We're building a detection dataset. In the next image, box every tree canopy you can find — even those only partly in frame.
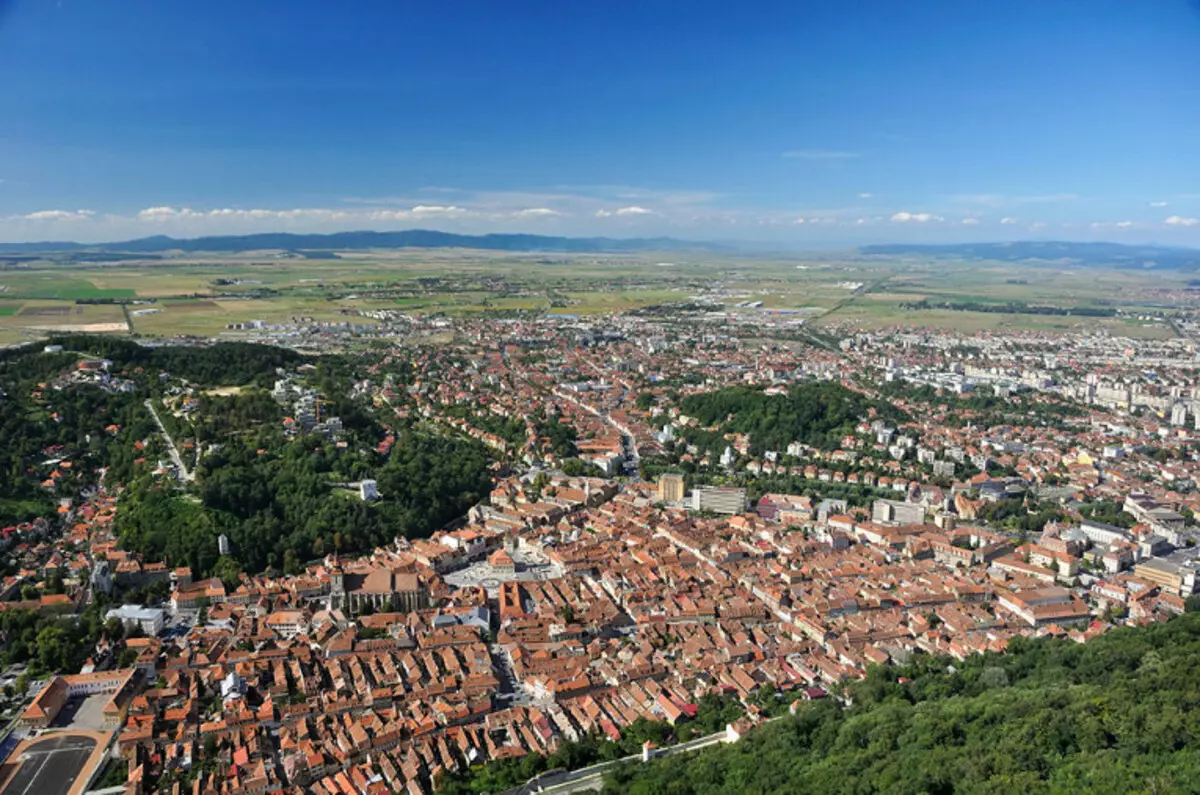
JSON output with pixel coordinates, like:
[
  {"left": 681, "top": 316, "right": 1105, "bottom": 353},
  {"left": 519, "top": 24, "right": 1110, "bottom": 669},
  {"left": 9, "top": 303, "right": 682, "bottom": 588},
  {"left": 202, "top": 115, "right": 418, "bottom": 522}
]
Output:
[
  {"left": 679, "top": 382, "right": 904, "bottom": 455},
  {"left": 603, "top": 611, "right": 1200, "bottom": 795},
  {"left": 116, "top": 428, "right": 493, "bottom": 576}
]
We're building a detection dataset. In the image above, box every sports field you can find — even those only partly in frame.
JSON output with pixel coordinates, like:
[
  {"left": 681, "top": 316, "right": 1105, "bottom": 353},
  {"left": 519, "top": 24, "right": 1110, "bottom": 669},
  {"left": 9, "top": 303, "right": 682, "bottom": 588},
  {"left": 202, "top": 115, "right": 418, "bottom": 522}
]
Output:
[{"left": 0, "top": 734, "right": 98, "bottom": 795}]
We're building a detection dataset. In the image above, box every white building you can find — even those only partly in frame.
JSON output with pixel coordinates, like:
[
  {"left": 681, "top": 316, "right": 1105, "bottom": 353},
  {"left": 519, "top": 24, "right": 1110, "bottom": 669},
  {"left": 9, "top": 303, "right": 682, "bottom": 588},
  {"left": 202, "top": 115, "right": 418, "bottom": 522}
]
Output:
[
  {"left": 106, "top": 605, "right": 166, "bottom": 636},
  {"left": 720, "top": 446, "right": 736, "bottom": 468}
]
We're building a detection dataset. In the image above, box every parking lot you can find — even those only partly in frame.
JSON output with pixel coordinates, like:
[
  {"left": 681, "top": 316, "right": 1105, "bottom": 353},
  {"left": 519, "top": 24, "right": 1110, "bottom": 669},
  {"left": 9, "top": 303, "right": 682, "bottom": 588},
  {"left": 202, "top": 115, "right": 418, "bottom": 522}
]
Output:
[{"left": 49, "top": 694, "right": 110, "bottom": 733}]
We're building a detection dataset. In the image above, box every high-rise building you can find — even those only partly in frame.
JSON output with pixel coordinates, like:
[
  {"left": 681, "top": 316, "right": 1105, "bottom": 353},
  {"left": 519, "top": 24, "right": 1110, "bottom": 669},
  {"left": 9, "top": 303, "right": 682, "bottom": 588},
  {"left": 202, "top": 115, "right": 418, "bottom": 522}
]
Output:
[
  {"left": 691, "top": 486, "right": 747, "bottom": 515},
  {"left": 658, "top": 473, "right": 685, "bottom": 504}
]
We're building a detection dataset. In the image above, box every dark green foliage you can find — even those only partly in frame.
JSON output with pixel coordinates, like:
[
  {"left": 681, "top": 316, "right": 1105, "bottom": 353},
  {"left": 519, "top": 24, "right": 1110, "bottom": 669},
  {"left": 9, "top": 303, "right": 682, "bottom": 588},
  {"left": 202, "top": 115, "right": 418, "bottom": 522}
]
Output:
[
  {"left": 0, "top": 372, "right": 151, "bottom": 525},
  {"left": 976, "top": 497, "right": 1065, "bottom": 534},
  {"left": 442, "top": 403, "right": 527, "bottom": 448},
  {"left": 0, "top": 337, "right": 305, "bottom": 524},
  {"left": 1079, "top": 500, "right": 1138, "bottom": 529},
  {"left": 0, "top": 599, "right": 116, "bottom": 675},
  {"left": 532, "top": 406, "right": 578, "bottom": 458},
  {"left": 900, "top": 298, "right": 1117, "bottom": 317},
  {"left": 602, "top": 613, "right": 1200, "bottom": 795},
  {"left": 0, "top": 338, "right": 492, "bottom": 578},
  {"left": 561, "top": 458, "right": 605, "bottom": 477},
  {"left": 46, "top": 335, "right": 306, "bottom": 386},
  {"left": 680, "top": 382, "right": 903, "bottom": 455},
  {"left": 116, "top": 430, "right": 492, "bottom": 576},
  {"left": 435, "top": 694, "right": 757, "bottom": 794},
  {"left": 189, "top": 389, "right": 281, "bottom": 442},
  {"left": 93, "top": 760, "right": 129, "bottom": 790}
]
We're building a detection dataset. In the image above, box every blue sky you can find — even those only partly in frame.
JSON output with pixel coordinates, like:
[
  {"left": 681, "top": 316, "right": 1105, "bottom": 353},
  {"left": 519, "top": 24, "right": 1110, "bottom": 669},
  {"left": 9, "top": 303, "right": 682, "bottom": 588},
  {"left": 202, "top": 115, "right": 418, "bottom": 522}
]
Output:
[{"left": 1, "top": 0, "right": 1199, "bottom": 245}]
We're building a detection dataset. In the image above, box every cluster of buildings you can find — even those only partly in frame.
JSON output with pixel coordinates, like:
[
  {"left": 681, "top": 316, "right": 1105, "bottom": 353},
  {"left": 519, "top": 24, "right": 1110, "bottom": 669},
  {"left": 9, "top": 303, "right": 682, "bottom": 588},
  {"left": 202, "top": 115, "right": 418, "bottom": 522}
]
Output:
[{"left": 10, "top": 301, "right": 1200, "bottom": 794}]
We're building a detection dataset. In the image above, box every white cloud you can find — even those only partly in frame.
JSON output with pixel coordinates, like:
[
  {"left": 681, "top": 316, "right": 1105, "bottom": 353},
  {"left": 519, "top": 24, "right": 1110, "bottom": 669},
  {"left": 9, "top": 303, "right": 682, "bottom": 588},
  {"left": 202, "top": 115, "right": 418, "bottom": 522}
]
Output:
[
  {"left": 960, "top": 217, "right": 980, "bottom": 226},
  {"left": 1166, "top": 215, "right": 1199, "bottom": 227},
  {"left": 1149, "top": 201, "right": 1169, "bottom": 208},
  {"left": 793, "top": 218, "right": 806, "bottom": 225},
  {"left": 409, "top": 205, "right": 469, "bottom": 216},
  {"left": 782, "top": 149, "right": 861, "bottom": 161},
  {"left": 613, "top": 206, "right": 656, "bottom": 216},
  {"left": 594, "top": 210, "right": 612, "bottom": 218},
  {"left": 999, "top": 217, "right": 1019, "bottom": 225},
  {"left": 890, "top": 211, "right": 943, "bottom": 223},
  {"left": 1115, "top": 221, "right": 1133, "bottom": 229},
  {"left": 858, "top": 193, "right": 874, "bottom": 199},
  {"left": 139, "top": 206, "right": 194, "bottom": 220},
  {"left": 138, "top": 206, "right": 355, "bottom": 223},
  {"left": 1029, "top": 221, "right": 1048, "bottom": 230},
  {"left": 21, "top": 209, "right": 95, "bottom": 221},
  {"left": 511, "top": 208, "right": 561, "bottom": 218}
]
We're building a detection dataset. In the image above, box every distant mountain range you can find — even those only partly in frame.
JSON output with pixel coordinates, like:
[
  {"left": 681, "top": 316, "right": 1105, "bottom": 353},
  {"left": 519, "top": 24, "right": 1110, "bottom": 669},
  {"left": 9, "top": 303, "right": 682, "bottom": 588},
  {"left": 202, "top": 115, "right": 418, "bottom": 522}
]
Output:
[
  {"left": 0, "top": 229, "right": 725, "bottom": 255},
  {"left": 2, "top": 233, "right": 1195, "bottom": 268},
  {"left": 860, "top": 241, "right": 1200, "bottom": 270}
]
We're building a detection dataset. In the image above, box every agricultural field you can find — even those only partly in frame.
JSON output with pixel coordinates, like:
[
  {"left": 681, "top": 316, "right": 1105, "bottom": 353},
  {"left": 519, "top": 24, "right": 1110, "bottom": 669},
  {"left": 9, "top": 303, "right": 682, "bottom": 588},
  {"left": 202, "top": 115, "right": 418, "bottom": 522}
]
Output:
[
  {"left": 817, "top": 292, "right": 1176, "bottom": 339},
  {"left": 0, "top": 300, "right": 129, "bottom": 344},
  {"left": 0, "top": 249, "right": 1192, "bottom": 345}
]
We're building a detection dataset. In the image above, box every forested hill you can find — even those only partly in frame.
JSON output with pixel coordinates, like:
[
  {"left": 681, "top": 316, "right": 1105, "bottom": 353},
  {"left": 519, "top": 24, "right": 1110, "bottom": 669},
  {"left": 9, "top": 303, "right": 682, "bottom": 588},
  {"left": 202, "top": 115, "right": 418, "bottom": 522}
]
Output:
[
  {"left": 603, "top": 608, "right": 1200, "bottom": 795},
  {"left": 678, "top": 382, "right": 905, "bottom": 456},
  {"left": 0, "top": 336, "right": 495, "bottom": 578},
  {"left": 0, "top": 229, "right": 722, "bottom": 254},
  {"left": 43, "top": 335, "right": 307, "bottom": 386}
]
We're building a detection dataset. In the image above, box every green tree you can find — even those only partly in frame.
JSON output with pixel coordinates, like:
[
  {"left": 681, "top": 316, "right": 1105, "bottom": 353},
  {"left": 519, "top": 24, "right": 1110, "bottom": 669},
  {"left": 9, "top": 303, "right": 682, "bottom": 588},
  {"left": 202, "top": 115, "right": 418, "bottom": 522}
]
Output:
[{"left": 35, "top": 624, "right": 72, "bottom": 673}]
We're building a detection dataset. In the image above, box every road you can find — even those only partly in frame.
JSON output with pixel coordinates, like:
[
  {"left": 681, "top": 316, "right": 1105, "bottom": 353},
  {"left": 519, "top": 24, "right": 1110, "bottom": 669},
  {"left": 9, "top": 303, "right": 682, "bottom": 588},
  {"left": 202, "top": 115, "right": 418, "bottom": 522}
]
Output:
[
  {"left": 144, "top": 399, "right": 195, "bottom": 482},
  {"left": 653, "top": 530, "right": 793, "bottom": 624},
  {"left": 552, "top": 389, "right": 640, "bottom": 476},
  {"left": 506, "top": 725, "right": 752, "bottom": 795}
]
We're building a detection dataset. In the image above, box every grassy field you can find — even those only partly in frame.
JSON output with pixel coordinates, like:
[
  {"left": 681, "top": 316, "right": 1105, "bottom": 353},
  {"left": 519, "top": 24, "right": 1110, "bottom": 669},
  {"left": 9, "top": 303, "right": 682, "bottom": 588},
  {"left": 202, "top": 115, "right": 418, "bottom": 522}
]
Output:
[
  {"left": 128, "top": 297, "right": 385, "bottom": 337},
  {"left": 816, "top": 289, "right": 1176, "bottom": 339},
  {"left": 0, "top": 250, "right": 1192, "bottom": 344}
]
